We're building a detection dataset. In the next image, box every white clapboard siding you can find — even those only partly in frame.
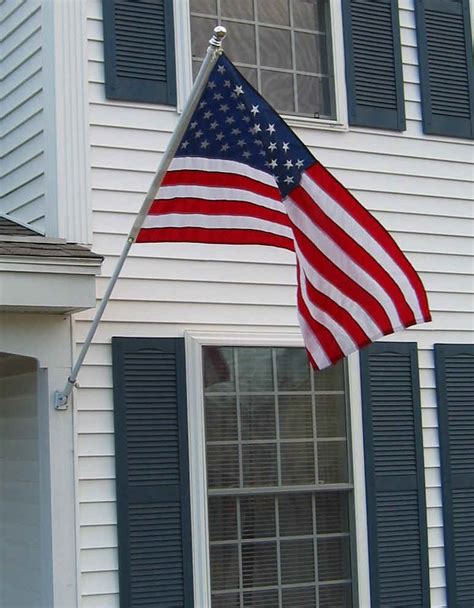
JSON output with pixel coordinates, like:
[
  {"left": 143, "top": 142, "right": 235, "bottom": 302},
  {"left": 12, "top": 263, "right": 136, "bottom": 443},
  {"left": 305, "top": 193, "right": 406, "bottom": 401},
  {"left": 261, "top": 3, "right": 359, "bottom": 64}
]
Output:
[
  {"left": 1, "top": 0, "right": 46, "bottom": 232},
  {"left": 75, "top": 0, "right": 474, "bottom": 606}
]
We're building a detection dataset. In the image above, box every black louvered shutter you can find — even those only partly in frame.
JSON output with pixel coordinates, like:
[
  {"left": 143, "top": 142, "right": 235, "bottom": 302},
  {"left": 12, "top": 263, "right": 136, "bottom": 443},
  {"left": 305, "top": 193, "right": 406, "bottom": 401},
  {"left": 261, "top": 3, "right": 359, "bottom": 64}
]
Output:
[
  {"left": 360, "top": 343, "right": 430, "bottom": 607},
  {"left": 342, "top": 0, "right": 405, "bottom": 130},
  {"left": 434, "top": 344, "right": 474, "bottom": 607},
  {"left": 102, "top": 0, "right": 176, "bottom": 105},
  {"left": 415, "top": 0, "right": 474, "bottom": 138},
  {"left": 112, "top": 337, "right": 193, "bottom": 607}
]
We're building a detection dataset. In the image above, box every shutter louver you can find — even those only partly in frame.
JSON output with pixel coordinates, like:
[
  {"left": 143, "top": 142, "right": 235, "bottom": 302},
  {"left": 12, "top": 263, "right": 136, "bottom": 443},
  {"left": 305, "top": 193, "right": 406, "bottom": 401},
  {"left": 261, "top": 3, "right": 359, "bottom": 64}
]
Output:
[
  {"left": 360, "top": 343, "right": 429, "bottom": 607},
  {"left": 435, "top": 344, "right": 474, "bottom": 607},
  {"left": 342, "top": 0, "right": 405, "bottom": 130},
  {"left": 112, "top": 338, "right": 193, "bottom": 608},
  {"left": 102, "top": 0, "right": 176, "bottom": 105},
  {"left": 415, "top": 0, "right": 474, "bottom": 138}
]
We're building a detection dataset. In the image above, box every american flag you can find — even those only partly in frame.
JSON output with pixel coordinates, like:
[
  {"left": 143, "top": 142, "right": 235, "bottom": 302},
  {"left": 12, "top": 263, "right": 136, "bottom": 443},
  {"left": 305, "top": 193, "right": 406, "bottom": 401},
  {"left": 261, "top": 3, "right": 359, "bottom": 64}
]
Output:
[{"left": 137, "top": 54, "right": 431, "bottom": 370}]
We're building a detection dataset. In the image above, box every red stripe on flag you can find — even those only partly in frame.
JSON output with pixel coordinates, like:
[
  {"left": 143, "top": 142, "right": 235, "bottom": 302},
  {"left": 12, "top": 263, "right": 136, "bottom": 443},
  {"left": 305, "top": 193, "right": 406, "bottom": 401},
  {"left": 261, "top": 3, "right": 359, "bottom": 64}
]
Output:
[
  {"left": 294, "top": 226, "right": 394, "bottom": 334},
  {"left": 291, "top": 184, "right": 417, "bottom": 326},
  {"left": 136, "top": 226, "right": 295, "bottom": 250},
  {"left": 147, "top": 198, "right": 291, "bottom": 228},
  {"left": 162, "top": 170, "right": 281, "bottom": 201},
  {"left": 307, "top": 163, "right": 431, "bottom": 321}
]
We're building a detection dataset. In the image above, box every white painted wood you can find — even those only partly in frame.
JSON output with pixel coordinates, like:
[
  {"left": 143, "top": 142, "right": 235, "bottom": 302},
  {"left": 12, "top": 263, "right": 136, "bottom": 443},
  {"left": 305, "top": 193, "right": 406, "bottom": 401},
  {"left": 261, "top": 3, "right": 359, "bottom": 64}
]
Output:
[{"left": 42, "top": 0, "right": 92, "bottom": 243}]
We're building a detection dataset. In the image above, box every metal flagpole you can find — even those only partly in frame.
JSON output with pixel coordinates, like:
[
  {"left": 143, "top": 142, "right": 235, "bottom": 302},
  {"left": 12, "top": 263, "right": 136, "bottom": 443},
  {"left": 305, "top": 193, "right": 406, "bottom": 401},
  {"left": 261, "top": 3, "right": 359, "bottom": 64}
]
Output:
[{"left": 54, "top": 26, "right": 227, "bottom": 410}]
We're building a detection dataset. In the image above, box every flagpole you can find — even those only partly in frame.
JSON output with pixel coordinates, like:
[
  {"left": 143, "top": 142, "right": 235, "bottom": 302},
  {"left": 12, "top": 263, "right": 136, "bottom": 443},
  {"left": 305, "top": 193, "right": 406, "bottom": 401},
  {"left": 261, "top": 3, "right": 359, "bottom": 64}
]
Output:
[{"left": 54, "top": 26, "right": 227, "bottom": 410}]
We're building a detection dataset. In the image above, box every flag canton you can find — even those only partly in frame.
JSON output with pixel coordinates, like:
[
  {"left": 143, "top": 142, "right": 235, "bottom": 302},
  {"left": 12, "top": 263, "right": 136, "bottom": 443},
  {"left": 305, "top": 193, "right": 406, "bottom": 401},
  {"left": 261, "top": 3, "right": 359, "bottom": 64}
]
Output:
[{"left": 177, "top": 54, "right": 314, "bottom": 197}]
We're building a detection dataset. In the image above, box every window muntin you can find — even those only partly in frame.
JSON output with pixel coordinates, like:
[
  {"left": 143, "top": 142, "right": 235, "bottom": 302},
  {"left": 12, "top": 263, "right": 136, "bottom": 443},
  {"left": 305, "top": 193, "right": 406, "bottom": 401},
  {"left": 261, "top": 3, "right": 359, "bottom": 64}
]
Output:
[
  {"left": 203, "top": 346, "right": 353, "bottom": 607},
  {"left": 190, "top": 0, "right": 336, "bottom": 119}
]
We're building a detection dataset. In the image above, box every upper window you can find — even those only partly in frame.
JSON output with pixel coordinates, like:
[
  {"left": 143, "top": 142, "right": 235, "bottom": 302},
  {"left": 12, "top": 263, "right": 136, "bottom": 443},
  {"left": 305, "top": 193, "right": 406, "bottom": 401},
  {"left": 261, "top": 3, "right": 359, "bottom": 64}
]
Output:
[
  {"left": 190, "top": 0, "right": 336, "bottom": 120},
  {"left": 202, "top": 345, "right": 353, "bottom": 607}
]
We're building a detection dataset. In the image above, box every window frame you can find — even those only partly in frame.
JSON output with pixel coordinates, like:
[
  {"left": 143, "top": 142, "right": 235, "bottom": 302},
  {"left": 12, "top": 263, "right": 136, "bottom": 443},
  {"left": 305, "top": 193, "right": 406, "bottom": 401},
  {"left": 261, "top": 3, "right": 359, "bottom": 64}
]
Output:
[
  {"left": 185, "top": 330, "right": 371, "bottom": 607},
  {"left": 175, "top": 0, "right": 349, "bottom": 131}
]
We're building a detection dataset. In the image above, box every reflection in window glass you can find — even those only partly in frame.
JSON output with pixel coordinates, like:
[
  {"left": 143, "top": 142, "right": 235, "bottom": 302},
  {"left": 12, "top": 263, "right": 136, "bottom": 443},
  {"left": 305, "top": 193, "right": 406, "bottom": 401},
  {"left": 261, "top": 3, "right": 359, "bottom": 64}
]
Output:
[
  {"left": 190, "top": 0, "right": 335, "bottom": 118},
  {"left": 203, "top": 346, "right": 353, "bottom": 607}
]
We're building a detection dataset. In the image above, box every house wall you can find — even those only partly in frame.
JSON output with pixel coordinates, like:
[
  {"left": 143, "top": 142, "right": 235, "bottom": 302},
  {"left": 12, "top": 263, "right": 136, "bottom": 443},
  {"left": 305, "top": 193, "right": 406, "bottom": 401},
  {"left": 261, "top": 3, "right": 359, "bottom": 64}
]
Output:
[
  {"left": 1, "top": 0, "right": 46, "bottom": 232},
  {"left": 73, "top": 0, "right": 473, "bottom": 606}
]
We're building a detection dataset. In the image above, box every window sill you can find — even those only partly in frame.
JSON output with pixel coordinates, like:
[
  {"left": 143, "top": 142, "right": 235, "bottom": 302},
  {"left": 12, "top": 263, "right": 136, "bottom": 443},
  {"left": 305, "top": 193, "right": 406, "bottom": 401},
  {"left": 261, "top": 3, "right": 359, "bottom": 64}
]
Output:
[{"left": 284, "top": 114, "right": 349, "bottom": 133}]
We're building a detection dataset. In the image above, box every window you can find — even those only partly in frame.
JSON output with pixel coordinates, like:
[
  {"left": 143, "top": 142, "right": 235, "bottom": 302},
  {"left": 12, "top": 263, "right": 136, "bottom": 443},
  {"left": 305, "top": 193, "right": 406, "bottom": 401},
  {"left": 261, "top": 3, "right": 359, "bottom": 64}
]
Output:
[
  {"left": 190, "top": 0, "right": 336, "bottom": 120},
  {"left": 202, "top": 345, "right": 353, "bottom": 607}
]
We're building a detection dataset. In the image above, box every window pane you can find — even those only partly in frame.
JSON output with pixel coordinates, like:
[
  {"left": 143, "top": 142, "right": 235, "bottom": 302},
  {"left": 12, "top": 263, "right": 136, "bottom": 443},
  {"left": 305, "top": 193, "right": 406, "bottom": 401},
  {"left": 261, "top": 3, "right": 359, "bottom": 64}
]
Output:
[
  {"left": 221, "top": 0, "right": 254, "bottom": 20},
  {"left": 291, "top": 0, "right": 327, "bottom": 31},
  {"left": 241, "top": 395, "right": 276, "bottom": 440},
  {"left": 206, "top": 395, "right": 238, "bottom": 441},
  {"left": 276, "top": 347, "right": 311, "bottom": 391},
  {"left": 242, "top": 543, "right": 278, "bottom": 587},
  {"left": 237, "top": 348, "right": 273, "bottom": 392},
  {"left": 295, "top": 32, "right": 328, "bottom": 73},
  {"left": 238, "top": 66, "right": 258, "bottom": 88},
  {"left": 212, "top": 593, "right": 241, "bottom": 608},
  {"left": 191, "top": 16, "right": 215, "bottom": 58},
  {"left": 317, "top": 441, "right": 348, "bottom": 483},
  {"left": 315, "top": 493, "right": 349, "bottom": 534},
  {"left": 281, "top": 442, "right": 315, "bottom": 484},
  {"left": 261, "top": 70, "right": 295, "bottom": 113},
  {"left": 243, "top": 444, "right": 278, "bottom": 486},
  {"left": 190, "top": 0, "right": 217, "bottom": 14},
  {"left": 316, "top": 394, "right": 346, "bottom": 438},
  {"left": 243, "top": 590, "right": 279, "bottom": 607},
  {"left": 297, "top": 74, "right": 332, "bottom": 118},
  {"left": 241, "top": 495, "right": 276, "bottom": 538},
  {"left": 207, "top": 445, "right": 240, "bottom": 488},
  {"left": 279, "top": 394, "right": 313, "bottom": 439},
  {"left": 319, "top": 584, "right": 353, "bottom": 608},
  {"left": 209, "top": 496, "right": 238, "bottom": 541},
  {"left": 259, "top": 27, "right": 292, "bottom": 69},
  {"left": 282, "top": 586, "right": 316, "bottom": 607},
  {"left": 257, "top": 0, "right": 290, "bottom": 26},
  {"left": 317, "top": 537, "right": 351, "bottom": 581},
  {"left": 210, "top": 544, "right": 240, "bottom": 590},
  {"left": 222, "top": 21, "right": 257, "bottom": 65},
  {"left": 281, "top": 539, "right": 315, "bottom": 584},
  {"left": 314, "top": 359, "right": 344, "bottom": 390},
  {"left": 203, "top": 346, "right": 235, "bottom": 393},
  {"left": 279, "top": 493, "right": 313, "bottom": 536}
]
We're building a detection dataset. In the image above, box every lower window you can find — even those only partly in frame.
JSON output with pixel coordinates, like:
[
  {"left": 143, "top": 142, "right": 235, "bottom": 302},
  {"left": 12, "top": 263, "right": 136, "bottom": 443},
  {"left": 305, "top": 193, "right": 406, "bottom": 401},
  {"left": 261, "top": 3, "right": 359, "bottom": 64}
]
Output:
[{"left": 202, "top": 346, "right": 354, "bottom": 607}]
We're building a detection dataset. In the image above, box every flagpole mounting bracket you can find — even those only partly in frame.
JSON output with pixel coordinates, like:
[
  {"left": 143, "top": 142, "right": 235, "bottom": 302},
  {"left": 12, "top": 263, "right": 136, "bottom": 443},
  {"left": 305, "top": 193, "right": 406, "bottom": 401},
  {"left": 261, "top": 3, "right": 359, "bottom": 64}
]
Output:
[{"left": 54, "top": 390, "right": 69, "bottom": 411}]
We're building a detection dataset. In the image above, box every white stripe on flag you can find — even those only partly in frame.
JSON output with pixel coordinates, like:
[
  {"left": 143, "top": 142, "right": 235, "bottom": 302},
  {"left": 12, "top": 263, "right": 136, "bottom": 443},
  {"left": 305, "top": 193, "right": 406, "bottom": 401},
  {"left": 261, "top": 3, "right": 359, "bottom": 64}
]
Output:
[
  {"left": 284, "top": 195, "right": 403, "bottom": 331},
  {"left": 142, "top": 213, "right": 294, "bottom": 239},
  {"left": 156, "top": 184, "right": 286, "bottom": 213},
  {"left": 168, "top": 157, "right": 278, "bottom": 188},
  {"left": 301, "top": 173, "right": 424, "bottom": 321}
]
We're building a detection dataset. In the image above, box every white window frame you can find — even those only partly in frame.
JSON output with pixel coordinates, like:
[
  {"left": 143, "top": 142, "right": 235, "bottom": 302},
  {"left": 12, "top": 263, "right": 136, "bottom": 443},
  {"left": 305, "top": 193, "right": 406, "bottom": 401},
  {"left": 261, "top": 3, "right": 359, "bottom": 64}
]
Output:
[
  {"left": 185, "top": 330, "right": 370, "bottom": 607},
  {"left": 174, "top": 0, "right": 349, "bottom": 131}
]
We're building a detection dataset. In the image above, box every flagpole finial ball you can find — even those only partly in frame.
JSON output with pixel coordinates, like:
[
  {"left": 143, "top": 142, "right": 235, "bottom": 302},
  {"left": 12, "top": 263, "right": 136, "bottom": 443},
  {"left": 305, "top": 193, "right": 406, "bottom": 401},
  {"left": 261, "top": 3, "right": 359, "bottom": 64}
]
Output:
[{"left": 209, "top": 26, "right": 227, "bottom": 47}]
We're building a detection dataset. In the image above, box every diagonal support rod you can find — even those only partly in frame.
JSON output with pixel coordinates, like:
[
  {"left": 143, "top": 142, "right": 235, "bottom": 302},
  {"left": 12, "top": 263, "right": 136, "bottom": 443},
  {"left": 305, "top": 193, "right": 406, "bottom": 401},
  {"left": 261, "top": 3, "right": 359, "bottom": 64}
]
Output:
[{"left": 54, "top": 26, "right": 227, "bottom": 410}]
